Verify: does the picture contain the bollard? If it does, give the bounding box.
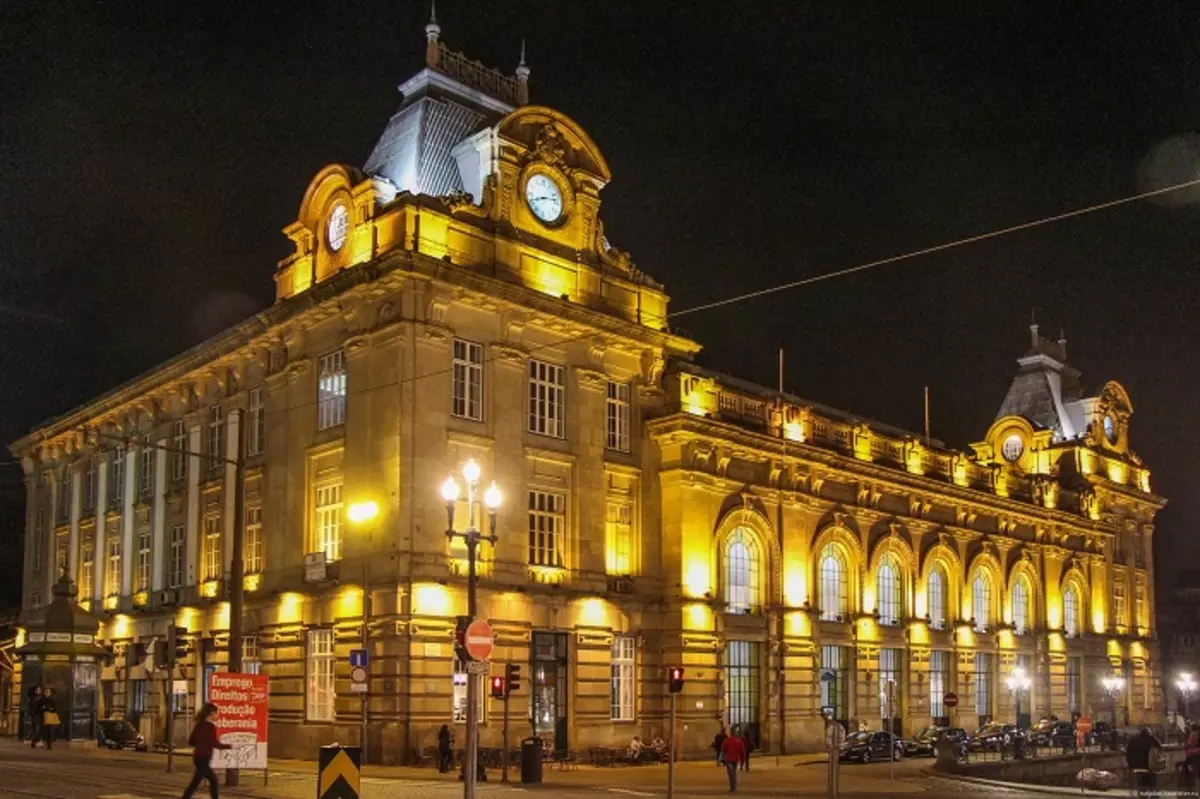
[318,744,362,799]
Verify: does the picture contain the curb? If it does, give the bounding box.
[939,772,1138,797]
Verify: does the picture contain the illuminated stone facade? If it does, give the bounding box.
[10,21,1164,760]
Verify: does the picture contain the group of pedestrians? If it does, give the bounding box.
[712,724,752,792]
[20,685,59,749]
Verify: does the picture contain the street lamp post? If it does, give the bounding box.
[1006,667,1031,731]
[1102,675,1126,729]
[1176,672,1197,723]
[441,459,501,799]
[347,500,379,766]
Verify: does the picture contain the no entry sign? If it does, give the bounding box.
[943,692,959,708]
[464,619,495,661]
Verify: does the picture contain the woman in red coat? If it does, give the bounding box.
[182,703,231,799]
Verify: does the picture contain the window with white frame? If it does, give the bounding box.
[724,527,761,614]
[245,505,263,574]
[527,359,565,438]
[315,481,343,562]
[1112,580,1126,629]
[876,555,901,626]
[110,446,126,507]
[208,406,224,470]
[171,420,187,481]
[139,434,154,498]
[452,339,484,421]
[606,381,631,452]
[83,460,96,511]
[306,628,335,721]
[879,647,902,719]
[1063,585,1080,637]
[972,573,991,633]
[819,544,848,621]
[1134,580,1146,629]
[203,513,221,582]
[136,530,151,592]
[56,468,70,521]
[973,652,993,716]
[105,537,121,597]
[929,650,950,718]
[168,524,185,589]
[54,530,69,576]
[527,490,564,568]
[605,501,633,575]
[610,636,636,721]
[1012,577,1030,635]
[79,532,94,600]
[317,349,347,430]
[248,387,266,456]
[243,635,262,675]
[452,657,485,723]
[928,566,947,630]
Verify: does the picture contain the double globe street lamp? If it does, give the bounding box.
[440,458,502,799]
[1006,667,1031,731]
[1102,675,1127,727]
[1177,672,1197,723]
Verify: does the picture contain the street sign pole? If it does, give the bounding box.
[667,690,677,799]
[501,670,511,784]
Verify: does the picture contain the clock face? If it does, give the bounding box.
[1001,434,1024,463]
[327,204,349,252]
[1103,415,1117,444]
[524,174,563,223]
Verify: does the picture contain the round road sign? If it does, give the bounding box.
[464,619,495,661]
[943,692,959,708]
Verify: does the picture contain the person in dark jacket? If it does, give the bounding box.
[1125,727,1161,792]
[712,725,727,766]
[24,686,42,745]
[34,688,58,750]
[182,703,230,799]
[437,724,454,773]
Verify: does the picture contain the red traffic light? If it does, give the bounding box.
[505,663,522,695]
[668,666,685,693]
[490,676,506,699]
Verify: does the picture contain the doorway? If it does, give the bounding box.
[531,631,569,753]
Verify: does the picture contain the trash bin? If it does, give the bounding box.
[521,737,543,784]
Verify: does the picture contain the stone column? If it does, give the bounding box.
[120,446,136,597]
[93,456,108,603]
[185,422,202,588]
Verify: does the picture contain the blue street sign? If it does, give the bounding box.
[350,648,368,668]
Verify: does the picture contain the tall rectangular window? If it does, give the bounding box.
[139,434,154,498]
[317,349,347,430]
[527,490,565,568]
[203,513,221,581]
[245,506,263,574]
[110,446,126,507]
[171,421,187,482]
[247,388,266,456]
[821,645,849,721]
[243,635,261,675]
[168,524,185,589]
[1113,581,1126,629]
[452,657,485,723]
[105,537,121,598]
[306,628,335,721]
[605,501,632,575]
[54,529,69,576]
[79,531,94,600]
[452,339,484,421]
[1067,657,1082,716]
[879,648,903,719]
[83,460,96,512]
[724,640,761,737]
[56,468,70,521]
[973,652,993,718]
[208,406,224,471]
[929,651,950,719]
[610,636,636,721]
[527,359,565,438]
[136,531,151,592]
[606,381,631,452]
[315,482,343,562]
[1134,580,1146,629]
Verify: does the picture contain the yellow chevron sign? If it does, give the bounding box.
[318,746,361,799]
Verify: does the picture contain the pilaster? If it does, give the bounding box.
[93,455,108,602]
[186,424,202,587]
[151,437,168,591]
[121,446,136,596]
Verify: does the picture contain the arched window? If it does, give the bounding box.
[1012,577,1030,635]
[973,573,992,633]
[1063,585,1079,637]
[724,528,760,614]
[877,555,901,626]
[928,566,947,630]
[819,544,848,621]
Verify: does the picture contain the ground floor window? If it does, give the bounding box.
[879,648,903,724]
[452,657,485,724]
[610,636,635,721]
[973,652,994,722]
[306,628,335,722]
[929,650,950,720]
[1066,657,1082,717]
[724,640,761,746]
[532,631,569,753]
[820,644,850,723]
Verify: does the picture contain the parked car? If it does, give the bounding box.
[1028,719,1076,749]
[98,719,148,751]
[839,731,903,763]
[967,722,1023,752]
[901,725,968,757]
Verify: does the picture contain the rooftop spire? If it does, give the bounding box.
[425,1,441,67]
[515,38,530,104]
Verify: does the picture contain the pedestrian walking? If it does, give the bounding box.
[1185,723,1200,780]
[712,725,727,766]
[182,702,230,799]
[1125,726,1161,796]
[24,686,42,744]
[741,726,753,771]
[721,728,746,793]
[437,724,454,773]
[35,688,59,750]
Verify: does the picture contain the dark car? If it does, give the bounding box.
[902,725,968,757]
[1028,719,1076,750]
[839,731,903,763]
[98,719,148,751]
[967,722,1022,752]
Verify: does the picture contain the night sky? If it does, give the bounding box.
[2,2,1199,607]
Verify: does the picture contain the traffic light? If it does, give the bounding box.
[454,615,471,663]
[505,663,521,695]
[153,639,169,670]
[167,623,188,667]
[668,666,685,694]
[490,676,506,699]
